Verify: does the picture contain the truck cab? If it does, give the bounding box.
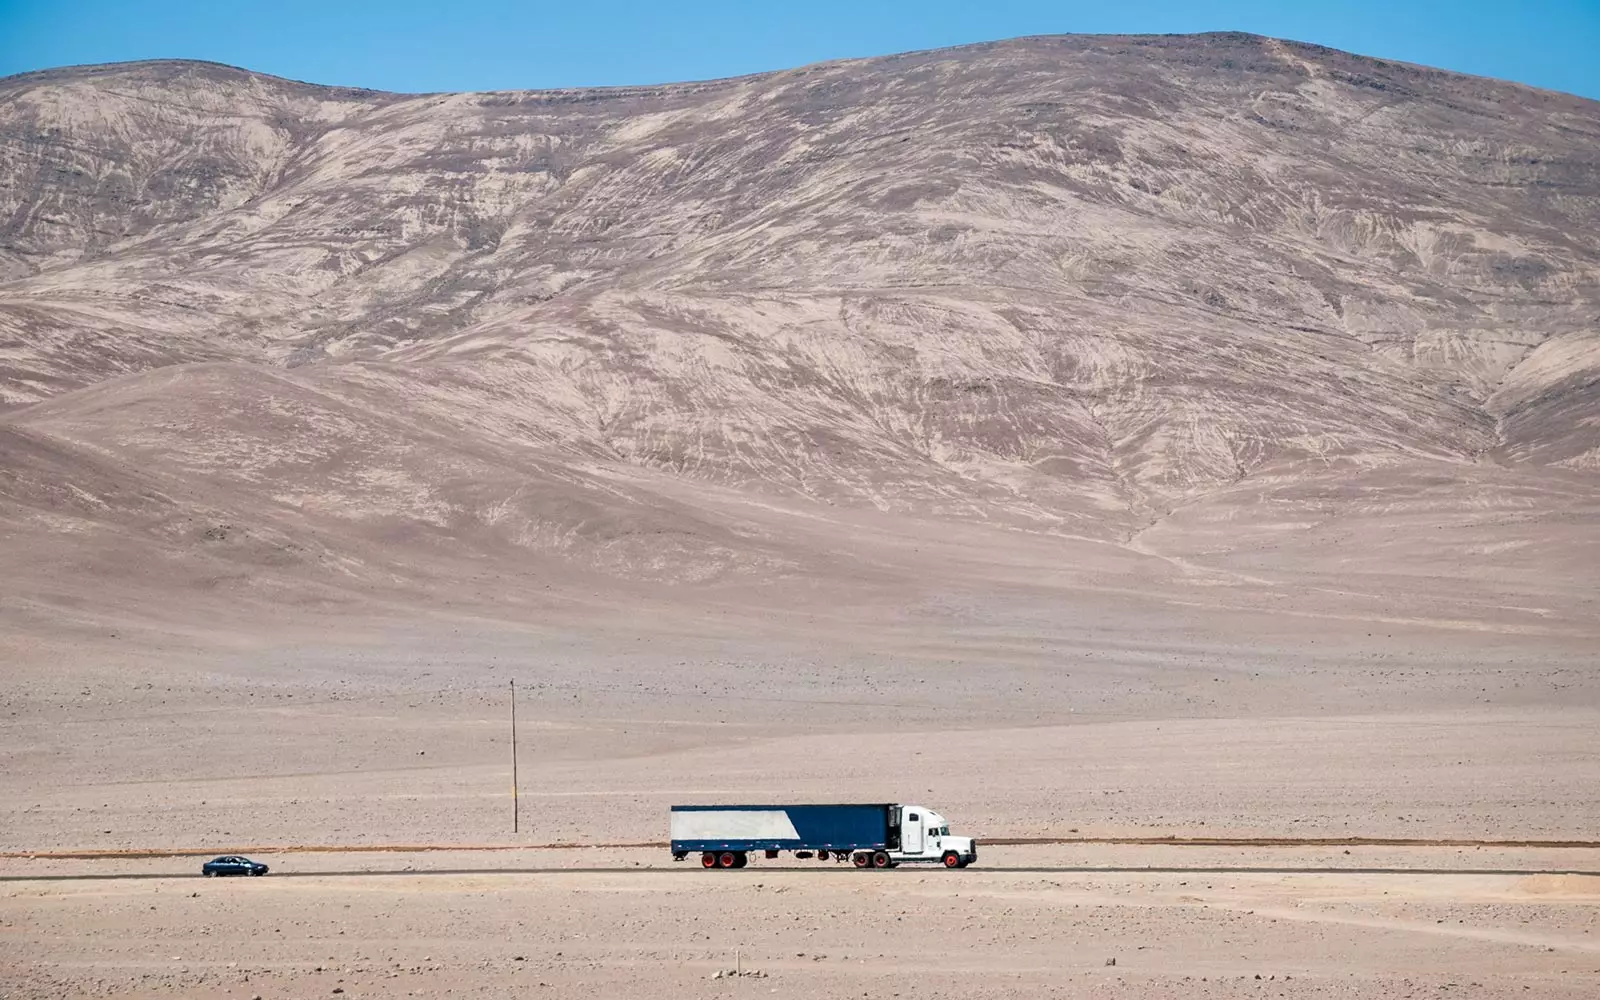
[892,804,977,868]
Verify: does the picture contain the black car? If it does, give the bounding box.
[201,855,269,877]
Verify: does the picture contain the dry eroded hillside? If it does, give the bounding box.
[1,32,1597,628]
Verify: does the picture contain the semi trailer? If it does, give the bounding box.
[670,802,977,869]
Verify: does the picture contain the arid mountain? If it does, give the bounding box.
[1,33,1597,632]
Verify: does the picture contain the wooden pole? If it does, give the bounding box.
[510,678,519,835]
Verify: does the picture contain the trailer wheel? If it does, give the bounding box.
[852,852,870,868]
[733,852,749,868]
[942,851,961,868]
[718,851,738,868]
[872,851,891,869]
[816,850,829,861]
[701,852,717,868]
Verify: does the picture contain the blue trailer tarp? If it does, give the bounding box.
[670,803,896,852]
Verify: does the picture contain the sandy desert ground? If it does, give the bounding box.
[4,844,1600,999]
[2,449,1596,1000]
[3,585,1598,998]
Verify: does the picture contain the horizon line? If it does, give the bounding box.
[3,30,1594,104]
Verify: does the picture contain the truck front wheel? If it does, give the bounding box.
[942,851,961,868]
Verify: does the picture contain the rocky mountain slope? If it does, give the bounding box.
[1,33,1597,629]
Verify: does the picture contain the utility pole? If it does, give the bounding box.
[510,678,519,835]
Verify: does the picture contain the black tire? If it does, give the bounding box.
[872,851,891,869]
[942,851,961,869]
[852,852,870,868]
[718,851,738,869]
[816,850,828,861]
[733,852,748,868]
[701,852,717,868]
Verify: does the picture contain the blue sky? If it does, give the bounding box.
[2,0,1598,99]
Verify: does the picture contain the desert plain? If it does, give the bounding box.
[5,537,1598,998]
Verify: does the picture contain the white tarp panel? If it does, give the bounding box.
[671,809,801,841]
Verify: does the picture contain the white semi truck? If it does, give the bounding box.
[670,802,978,869]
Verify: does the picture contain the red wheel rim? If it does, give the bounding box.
[719,852,737,868]
[701,853,716,868]
[944,853,959,867]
